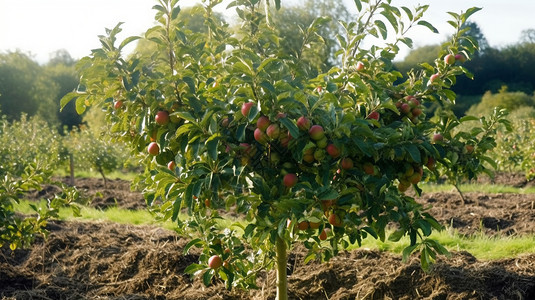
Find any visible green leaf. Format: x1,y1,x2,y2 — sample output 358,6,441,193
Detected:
75,97,87,114
388,229,405,242
318,189,339,201
119,36,141,50
60,92,79,111
405,144,421,163
374,20,388,39
206,136,219,161
354,0,362,11
275,0,280,10
402,244,419,262
174,112,197,123
203,269,214,286
184,238,203,254
460,115,479,122
462,7,482,23
417,20,439,33
401,6,413,21
279,117,300,139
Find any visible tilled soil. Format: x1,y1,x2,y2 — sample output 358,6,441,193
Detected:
3,174,535,299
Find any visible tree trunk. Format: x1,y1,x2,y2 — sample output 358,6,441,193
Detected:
69,153,75,186
275,236,288,300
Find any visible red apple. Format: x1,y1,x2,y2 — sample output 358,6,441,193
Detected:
326,143,341,158
426,157,436,170
208,255,222,269
256,116,270,131
429,73,440,83
297,221,309,231
155,110,170,125
241,102,255,118
341,157,354,170
432,133,444,143
254,128,268,144
266,124,280,140
356,61,365,71
363,162,375,175
147,142,160,156
114,100,123,110
444,54,455,65
297,116,311,131
412,107,422,117
309,221,321,229
400,103,411,114
455,53,466,63
328,213,342,227
309,125,325,141
465,144,475,154
367,111,380,120
319,228,328,240
167,161,176,171
283,173,298,188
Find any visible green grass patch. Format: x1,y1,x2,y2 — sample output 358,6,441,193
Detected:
53,169,139,181
351,227,535,260
420,183,535,194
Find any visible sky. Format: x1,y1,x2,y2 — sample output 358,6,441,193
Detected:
1,0,533,64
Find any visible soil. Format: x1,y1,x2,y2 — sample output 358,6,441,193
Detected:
2,174,535,300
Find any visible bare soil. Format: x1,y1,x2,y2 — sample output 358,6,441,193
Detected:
2,174,535,300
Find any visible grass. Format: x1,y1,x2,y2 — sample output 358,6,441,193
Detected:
353,228,535,260
53,169,139,181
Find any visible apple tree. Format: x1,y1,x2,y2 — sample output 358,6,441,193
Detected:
62,0,487,298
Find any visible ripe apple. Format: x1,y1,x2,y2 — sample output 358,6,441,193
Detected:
444,54,456,65
297,116,311,131
309,221,321,229
241,101,255,118
326,143,341,158
155,110,170,125
398,181,410,193
356,61,365,71
256,116,270,131
319,228,328,240
208,255,222,269
283,173,298,188
266,124,280,139
167,161,176,171
308,125,325,141
465,144,475,154
432,133,444,142
411,107,422,117
254,128,268,144
114,100,123,110
147,142,159,156
455,53,466,63
400,103,411,114
429,73,440,83
328,213,342,227
341,157,354,170
363,162,375,175
426,157,436,170
297,221,309,231
279,135,291,148
367,111,380,120
221,117,230,128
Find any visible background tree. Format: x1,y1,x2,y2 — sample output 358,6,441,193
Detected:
0,51,58,124
44,50,81,131
520,28,535,44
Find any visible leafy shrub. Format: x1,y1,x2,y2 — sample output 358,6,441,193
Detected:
62,1,493,298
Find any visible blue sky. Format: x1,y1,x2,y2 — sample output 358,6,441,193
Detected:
0,0,533,63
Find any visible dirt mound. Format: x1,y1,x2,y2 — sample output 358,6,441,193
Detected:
418,191,535,236
1,220,535,300
26,177,146,210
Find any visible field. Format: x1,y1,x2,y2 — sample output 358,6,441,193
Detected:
1,174,535,300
